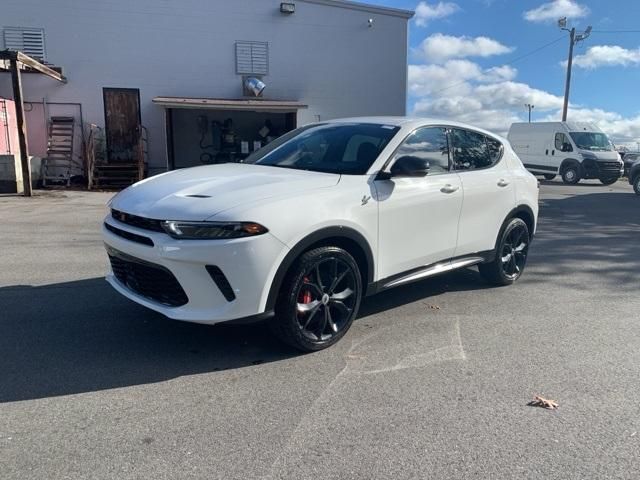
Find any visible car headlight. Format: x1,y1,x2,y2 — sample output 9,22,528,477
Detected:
161,221,268,240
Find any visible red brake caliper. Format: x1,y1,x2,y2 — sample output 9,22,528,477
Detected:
299,277,313,307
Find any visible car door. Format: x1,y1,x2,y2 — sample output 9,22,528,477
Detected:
375,126,463,280
450,128,516,257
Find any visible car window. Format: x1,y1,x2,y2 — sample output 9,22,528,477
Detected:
342,134,386,164
391,127,450,175
246,123,400,174
555,133,573,152
450,129,499,171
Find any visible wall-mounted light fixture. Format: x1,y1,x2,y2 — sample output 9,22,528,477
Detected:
244,77,266,97
280,2,295,14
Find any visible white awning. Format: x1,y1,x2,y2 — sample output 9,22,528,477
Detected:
153,96,307,112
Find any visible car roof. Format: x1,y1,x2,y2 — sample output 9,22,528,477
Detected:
325,116,505,141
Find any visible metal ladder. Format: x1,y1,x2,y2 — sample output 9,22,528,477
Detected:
42,116,75,186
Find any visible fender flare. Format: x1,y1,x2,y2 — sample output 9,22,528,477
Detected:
264,226,375,311
490,205,537,255
559,157,583,176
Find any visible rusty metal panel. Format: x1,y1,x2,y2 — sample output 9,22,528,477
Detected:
103,88,141,163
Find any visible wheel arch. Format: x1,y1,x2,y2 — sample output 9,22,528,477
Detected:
491,205,536,255
559,157,582,175
264,227,375,312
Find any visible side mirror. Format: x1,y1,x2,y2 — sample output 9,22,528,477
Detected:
389,156,430,178
562,143,572,152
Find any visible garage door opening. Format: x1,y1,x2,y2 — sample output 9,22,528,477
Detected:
153,97,307,170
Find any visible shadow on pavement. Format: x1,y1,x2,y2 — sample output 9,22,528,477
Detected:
527,191,640,290
0,279,295,403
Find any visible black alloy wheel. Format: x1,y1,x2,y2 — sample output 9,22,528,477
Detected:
499,222,530,281
479,218,530,286
271,247,362,351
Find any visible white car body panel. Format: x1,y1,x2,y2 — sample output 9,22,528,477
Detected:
104,117,539,325
375,172,463,279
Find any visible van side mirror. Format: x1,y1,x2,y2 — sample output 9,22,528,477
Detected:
562,143,572,152
389,156,430,178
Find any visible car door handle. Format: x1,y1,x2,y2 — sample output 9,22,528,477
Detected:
497,179,510,187
440,184,460,194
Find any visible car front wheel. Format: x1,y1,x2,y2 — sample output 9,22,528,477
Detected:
270,246,362,352
562,166,580,184
479,218,530,286
634,176,640,195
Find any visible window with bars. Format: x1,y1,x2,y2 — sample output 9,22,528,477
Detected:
235,41,268,75
3,27,46,61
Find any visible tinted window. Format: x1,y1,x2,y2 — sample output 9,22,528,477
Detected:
391,127,450,175
247,123,400,175
451,129,500,170
555,133,573,152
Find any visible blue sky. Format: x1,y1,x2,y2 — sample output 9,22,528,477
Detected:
367,0,640,146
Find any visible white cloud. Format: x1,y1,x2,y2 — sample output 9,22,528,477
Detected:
524,0,590,23
408,58,640,145
415,33,514,63
572,45,640,69
414,1,460,27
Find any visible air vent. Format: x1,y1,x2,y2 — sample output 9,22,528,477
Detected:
3,27,46,61
235,41,269,75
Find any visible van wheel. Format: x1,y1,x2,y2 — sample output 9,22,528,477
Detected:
599,177,618,186
634,176,640,195
270,247,362,352
561,166,580,184
479,218,530,286
543,174,556,181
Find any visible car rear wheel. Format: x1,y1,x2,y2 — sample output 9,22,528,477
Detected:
599,177,618,185
543,174,556,181
479,218,530,286
270,247,362,352
561,165,580,184
634,176,640,195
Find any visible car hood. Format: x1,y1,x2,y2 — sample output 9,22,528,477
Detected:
110,163,340,221
579,150,621,161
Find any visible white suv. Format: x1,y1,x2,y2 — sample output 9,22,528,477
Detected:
103,117,539,351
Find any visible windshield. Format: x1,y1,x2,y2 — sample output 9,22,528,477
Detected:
244,123,400,174
569,132,613,151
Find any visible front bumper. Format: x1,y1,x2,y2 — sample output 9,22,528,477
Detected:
102,216,289,324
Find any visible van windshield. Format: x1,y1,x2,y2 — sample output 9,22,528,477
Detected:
569,132,613,151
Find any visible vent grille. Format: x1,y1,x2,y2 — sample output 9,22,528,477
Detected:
235,41,268,75
3,27,46,61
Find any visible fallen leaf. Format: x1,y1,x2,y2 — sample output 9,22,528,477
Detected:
528,395,559,410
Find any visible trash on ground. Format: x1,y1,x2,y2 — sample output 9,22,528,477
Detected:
528,395,559,410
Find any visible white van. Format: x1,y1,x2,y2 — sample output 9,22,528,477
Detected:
507,122,624,185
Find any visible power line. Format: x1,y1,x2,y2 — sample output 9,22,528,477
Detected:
429,34,567,95
592,29,640,33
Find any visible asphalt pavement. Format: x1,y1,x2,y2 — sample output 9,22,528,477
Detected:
1,180,639,479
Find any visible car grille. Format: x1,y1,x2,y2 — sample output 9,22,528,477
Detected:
111,209,164,233
107,246,188,307
598,161,622,175
104,222,154,246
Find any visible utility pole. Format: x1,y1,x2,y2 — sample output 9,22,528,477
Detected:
558,18,592,122
525,103,535,123
562,27,575,122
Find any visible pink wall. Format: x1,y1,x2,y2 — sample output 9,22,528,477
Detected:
0,98,20,156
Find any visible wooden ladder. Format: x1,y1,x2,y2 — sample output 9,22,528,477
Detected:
42,116,75,186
